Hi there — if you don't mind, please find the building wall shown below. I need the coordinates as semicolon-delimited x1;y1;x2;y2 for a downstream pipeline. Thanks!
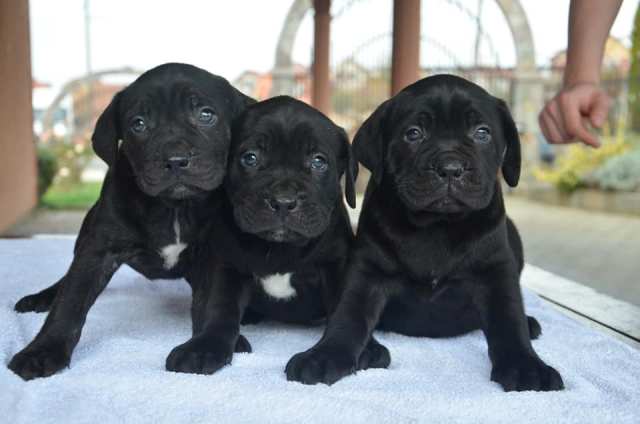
0;0;37;231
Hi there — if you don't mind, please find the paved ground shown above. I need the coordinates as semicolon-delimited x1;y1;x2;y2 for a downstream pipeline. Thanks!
3;209;86;237
506;196;640;306
3;198;639;306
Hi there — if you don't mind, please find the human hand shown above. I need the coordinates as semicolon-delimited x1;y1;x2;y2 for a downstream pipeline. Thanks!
539;82;612;148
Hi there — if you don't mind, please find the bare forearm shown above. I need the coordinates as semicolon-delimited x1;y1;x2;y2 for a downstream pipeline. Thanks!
564;0;623;86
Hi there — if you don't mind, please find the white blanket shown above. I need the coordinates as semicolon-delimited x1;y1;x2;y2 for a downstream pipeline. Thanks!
1;238;639;423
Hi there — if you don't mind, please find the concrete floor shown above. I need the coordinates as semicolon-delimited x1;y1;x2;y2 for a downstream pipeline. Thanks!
506;196;640;306
3;197;639;306
3;209;86;237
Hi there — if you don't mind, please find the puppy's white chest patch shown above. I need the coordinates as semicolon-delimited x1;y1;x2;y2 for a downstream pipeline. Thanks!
259;273;296;300
159;217;187;270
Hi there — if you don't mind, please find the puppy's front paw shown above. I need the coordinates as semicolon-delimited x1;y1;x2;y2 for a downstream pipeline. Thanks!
491;355;564;392
285;348;357;385
358;339;391;370
15;292;55;313
166;336;234;375
8;343;70;380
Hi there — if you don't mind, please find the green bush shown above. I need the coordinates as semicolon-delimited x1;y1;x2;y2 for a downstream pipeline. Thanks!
629;4;640;132
534;135;629;192
37;146;58;198
591;149;640;191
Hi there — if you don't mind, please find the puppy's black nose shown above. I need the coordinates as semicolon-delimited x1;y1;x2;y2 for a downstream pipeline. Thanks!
436;161;465;179
266;195;299;214
165;156;190;172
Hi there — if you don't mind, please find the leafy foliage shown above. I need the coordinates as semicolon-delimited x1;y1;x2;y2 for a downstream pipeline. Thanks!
36;146;58;198
48;139;95;187
591;149;640;191
630;3;640;132
534;122;633;192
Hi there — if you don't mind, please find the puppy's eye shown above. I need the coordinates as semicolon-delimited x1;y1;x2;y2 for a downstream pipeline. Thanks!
131;117;146;133
198;107;218;126
404;126;424;143
240;152;259;168
310;154;328;172
473;126;491;143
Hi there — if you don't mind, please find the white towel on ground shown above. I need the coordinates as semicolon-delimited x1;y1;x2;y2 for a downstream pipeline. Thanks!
1;238;639;424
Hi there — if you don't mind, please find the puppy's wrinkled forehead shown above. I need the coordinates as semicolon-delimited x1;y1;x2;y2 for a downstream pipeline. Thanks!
120;82;195;117
118;64;235;122
394;79;499;129
237;102;342;156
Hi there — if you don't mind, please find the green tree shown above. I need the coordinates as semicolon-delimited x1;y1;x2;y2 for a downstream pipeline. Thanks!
630;3;640;132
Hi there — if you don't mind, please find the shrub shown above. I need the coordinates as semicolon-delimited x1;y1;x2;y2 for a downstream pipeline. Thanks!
534;140;630;192
534;117;637;192
48;139;94;187
591;149;640;191
36;146;58;198
629;3;640;132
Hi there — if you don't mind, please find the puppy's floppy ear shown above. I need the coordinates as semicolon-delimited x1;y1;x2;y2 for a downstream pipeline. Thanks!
353;99;391;185
337;127;358;209
92;92;122;166
496;98;521;187
232;88;256;119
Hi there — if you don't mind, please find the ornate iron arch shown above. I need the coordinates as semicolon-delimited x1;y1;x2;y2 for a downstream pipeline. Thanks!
270;0;536;95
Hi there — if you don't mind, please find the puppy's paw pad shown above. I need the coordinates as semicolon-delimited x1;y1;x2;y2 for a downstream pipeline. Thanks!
491;356;564;392
285;349;356;385
8;345;70;380
234;334;252;353
166;338;233;375
358;341;391;370
14;293;54;313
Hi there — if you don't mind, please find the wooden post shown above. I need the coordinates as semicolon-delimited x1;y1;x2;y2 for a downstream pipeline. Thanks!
0;0;37;232
312;0;331;114
391;0;421;95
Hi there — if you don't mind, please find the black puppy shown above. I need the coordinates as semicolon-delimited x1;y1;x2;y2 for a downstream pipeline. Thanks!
286;75;564;392
165;96;389;375
9;63;253;380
